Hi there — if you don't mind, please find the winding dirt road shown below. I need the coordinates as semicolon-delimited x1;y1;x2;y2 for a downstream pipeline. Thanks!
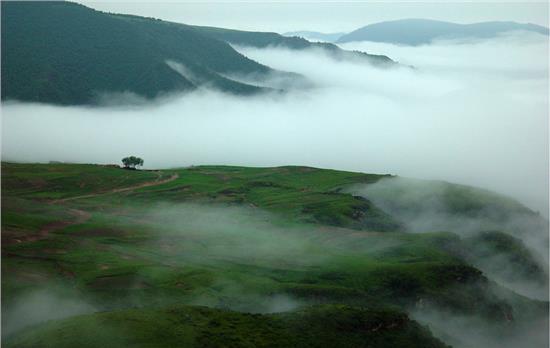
38;208;92;238
52;173;179;203
38;172;180;237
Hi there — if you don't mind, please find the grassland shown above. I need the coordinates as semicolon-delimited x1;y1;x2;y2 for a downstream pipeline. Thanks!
5;305;451;348
1;162;547;347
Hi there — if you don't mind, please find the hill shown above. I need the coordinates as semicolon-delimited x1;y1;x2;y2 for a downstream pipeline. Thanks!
189;25;396;67
0;1;285;105
465;231;548;286
1;1;398;106
337;19;550;45
3;305;449;348
2;162;548;347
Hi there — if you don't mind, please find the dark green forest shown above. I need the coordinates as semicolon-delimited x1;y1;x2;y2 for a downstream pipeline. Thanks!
1;1;272;104
1;1;395;105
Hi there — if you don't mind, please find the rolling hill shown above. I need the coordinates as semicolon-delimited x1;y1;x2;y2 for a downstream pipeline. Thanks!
1;162;548;347
3;305;450;348
337;19;550;45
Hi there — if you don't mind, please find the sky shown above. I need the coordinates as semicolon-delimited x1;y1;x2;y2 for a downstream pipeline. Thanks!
80;1;550;33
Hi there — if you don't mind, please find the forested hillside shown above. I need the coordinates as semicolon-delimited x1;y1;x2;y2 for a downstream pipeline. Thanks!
1;1;275;104
188;25;396;66
1;1;396;106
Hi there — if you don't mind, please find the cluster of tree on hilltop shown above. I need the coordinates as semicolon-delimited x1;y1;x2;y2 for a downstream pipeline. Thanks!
121;156;144;170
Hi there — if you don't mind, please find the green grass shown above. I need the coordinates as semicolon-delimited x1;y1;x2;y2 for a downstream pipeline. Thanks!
2;162;547;346
464;231;548;284
130;165;401;231
1;162;167;199
3;305;449;348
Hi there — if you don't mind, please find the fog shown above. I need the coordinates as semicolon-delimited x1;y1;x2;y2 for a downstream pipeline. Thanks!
349;177;548;247
0;203;398;337
349;176;549;300
1;288;96;337
411;304;549;348
1;32;548;216
143;203;331;268
3;201;546;344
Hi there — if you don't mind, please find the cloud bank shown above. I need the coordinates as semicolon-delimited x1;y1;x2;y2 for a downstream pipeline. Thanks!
2;32;548;215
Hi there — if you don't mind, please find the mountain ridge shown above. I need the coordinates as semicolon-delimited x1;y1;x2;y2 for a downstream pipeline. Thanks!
337;18;550;45
185;25;397;67
1;1;397;106
1;1;278;105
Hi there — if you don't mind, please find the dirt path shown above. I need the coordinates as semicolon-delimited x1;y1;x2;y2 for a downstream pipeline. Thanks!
38;208;92;238
52;173;179;203
32;172;179;239
3;209;93;245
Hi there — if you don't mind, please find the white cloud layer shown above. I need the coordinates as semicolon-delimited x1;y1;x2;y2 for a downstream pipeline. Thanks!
1;32;548;214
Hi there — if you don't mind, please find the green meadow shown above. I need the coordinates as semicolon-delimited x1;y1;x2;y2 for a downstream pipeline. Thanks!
1;162;547;347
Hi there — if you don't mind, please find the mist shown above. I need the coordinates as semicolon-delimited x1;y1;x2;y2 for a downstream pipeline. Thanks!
142;203;332;268
349;176;549;300
4;200;545;343
411;304;549;348
0;202;400;336
1;288;96;338
1;32;548;216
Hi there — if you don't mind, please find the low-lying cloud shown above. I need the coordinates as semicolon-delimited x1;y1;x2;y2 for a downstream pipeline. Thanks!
1;288;96;338
1;32;548;215
411;304;549;348
349;176;549;300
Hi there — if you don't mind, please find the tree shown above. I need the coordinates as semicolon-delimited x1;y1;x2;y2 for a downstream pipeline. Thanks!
121;156;144;170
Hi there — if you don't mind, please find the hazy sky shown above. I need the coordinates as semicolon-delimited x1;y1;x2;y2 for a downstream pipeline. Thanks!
80;1;549;33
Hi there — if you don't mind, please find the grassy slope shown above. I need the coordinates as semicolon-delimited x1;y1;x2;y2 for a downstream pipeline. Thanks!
3;305;449;348
464;231;548;285
1;163;166;199
352;176;549;251
1;163;546;346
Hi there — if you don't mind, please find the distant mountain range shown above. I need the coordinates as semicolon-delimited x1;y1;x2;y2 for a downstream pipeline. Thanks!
1;1;396;106
283;31;346;42
336;18;550;45
284;19;549;46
